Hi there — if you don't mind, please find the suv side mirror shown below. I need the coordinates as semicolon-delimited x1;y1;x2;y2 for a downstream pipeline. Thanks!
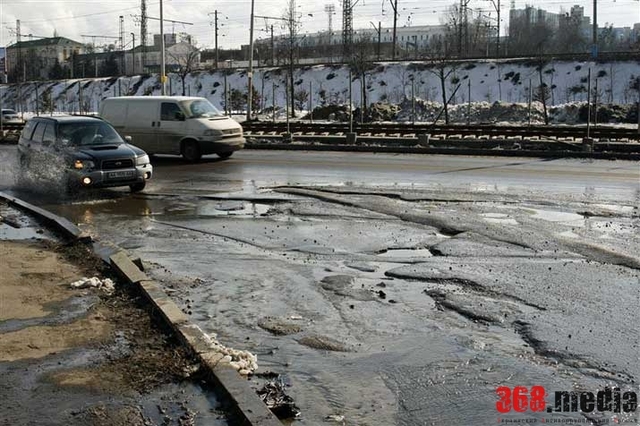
124;135;133;143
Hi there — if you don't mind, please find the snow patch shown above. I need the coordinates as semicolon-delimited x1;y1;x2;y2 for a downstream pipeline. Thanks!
69;276;115;294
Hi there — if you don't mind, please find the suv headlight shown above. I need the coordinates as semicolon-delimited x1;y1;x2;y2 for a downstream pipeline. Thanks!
203;129;222;137
136;154;150;166
74;159;95;170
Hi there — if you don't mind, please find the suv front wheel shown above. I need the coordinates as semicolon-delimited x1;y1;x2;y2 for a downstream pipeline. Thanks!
129;182;146;193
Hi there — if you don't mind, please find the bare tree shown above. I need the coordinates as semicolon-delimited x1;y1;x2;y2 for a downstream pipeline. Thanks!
167;41;200;96
534;61;551;125
508;7;555;56
423;33;458;124
282;0;301;117
349;37;376;120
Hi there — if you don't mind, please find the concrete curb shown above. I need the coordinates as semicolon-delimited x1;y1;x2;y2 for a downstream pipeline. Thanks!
0;193;282;426
246;142;640;160
0;191;90;242
109;253;282;426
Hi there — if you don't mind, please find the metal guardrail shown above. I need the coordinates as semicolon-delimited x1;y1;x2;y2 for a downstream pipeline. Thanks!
3;121;639;144
244;122;640;141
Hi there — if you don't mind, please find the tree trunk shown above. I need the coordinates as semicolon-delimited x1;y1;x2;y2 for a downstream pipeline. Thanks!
181;75;186;96
538;67;548;125
440;69;449;124
361;71;367;123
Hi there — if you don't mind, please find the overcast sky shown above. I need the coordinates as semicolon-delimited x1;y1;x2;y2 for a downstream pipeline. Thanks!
1;0;639;50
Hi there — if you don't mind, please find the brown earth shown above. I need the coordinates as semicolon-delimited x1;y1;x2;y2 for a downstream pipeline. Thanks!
0;239;223;425
0;240;82;321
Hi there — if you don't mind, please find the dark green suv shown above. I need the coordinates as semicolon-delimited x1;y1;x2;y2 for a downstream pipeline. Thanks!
18;116;152;192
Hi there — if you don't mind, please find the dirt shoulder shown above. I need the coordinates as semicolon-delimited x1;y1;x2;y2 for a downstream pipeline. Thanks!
0;239;228;426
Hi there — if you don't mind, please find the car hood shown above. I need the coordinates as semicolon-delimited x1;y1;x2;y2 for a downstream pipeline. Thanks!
72;143;146;160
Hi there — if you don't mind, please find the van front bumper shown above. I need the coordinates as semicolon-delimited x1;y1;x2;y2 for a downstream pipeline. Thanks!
197;136;245;155
69;164;153;188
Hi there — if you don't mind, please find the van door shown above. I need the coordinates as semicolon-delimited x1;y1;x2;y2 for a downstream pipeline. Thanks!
159;102;187;155
124;101;159;154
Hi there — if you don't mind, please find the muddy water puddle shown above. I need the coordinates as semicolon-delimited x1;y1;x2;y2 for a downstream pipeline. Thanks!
13;182;639;425
0;202;54;240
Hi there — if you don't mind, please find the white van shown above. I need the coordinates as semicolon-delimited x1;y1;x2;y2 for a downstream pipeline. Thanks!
100;96;244;161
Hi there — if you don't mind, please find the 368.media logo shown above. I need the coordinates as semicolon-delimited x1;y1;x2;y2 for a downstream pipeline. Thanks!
496;386;638;414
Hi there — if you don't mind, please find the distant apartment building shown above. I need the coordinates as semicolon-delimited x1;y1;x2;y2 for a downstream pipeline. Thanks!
71;33;200;77
296;25;448;49
509;5;562;31
508;4;638;43
255;24;448;55
5;37;85;82
123;34;200;75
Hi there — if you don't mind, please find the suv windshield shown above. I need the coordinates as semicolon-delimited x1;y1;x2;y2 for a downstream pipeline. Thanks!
181;99;223;119
58;121;123;146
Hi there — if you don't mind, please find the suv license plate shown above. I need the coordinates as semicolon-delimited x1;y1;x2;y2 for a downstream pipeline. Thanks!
107;171;134;179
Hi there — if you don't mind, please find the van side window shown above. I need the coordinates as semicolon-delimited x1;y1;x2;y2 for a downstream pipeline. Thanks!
161;103;182;121
43;123;56;144
31;122;46;143
21;120;37;140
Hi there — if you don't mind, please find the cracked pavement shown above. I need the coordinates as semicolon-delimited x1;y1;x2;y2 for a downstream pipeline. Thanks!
1;148;639;425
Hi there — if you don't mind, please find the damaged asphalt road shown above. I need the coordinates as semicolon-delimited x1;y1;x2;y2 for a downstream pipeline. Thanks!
1;148;639;424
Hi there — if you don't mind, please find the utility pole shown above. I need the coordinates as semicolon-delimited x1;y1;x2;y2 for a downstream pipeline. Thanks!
592;0;598;58
496;0;501;57
370;21;382;60
16;19;22;83
270;25;275;66
247;0;255;121
209;11;219;68
214;10;219;69
160;0;166;95
131;32;136;75
487;0;501;57
390;0;398;60
119;16;125;75
463;0;469;55
288;0;295;118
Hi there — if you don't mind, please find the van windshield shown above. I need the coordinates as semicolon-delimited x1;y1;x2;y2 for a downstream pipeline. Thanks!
182;99;223;119
59;122;124;146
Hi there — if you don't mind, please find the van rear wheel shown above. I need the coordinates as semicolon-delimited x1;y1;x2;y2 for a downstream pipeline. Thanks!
181;140;202;162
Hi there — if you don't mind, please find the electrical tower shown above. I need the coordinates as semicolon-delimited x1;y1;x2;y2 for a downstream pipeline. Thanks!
342;0;353;59
140;0;148;70
119;16;125;50
325;4;335;35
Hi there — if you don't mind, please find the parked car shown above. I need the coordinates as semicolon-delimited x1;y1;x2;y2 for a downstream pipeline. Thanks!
18;116;152;192
1;108;22;124
99;96;245;162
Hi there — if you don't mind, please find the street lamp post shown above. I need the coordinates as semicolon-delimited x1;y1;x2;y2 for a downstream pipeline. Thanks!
487;0;501;57
247;0;256;121
160;0;167;95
